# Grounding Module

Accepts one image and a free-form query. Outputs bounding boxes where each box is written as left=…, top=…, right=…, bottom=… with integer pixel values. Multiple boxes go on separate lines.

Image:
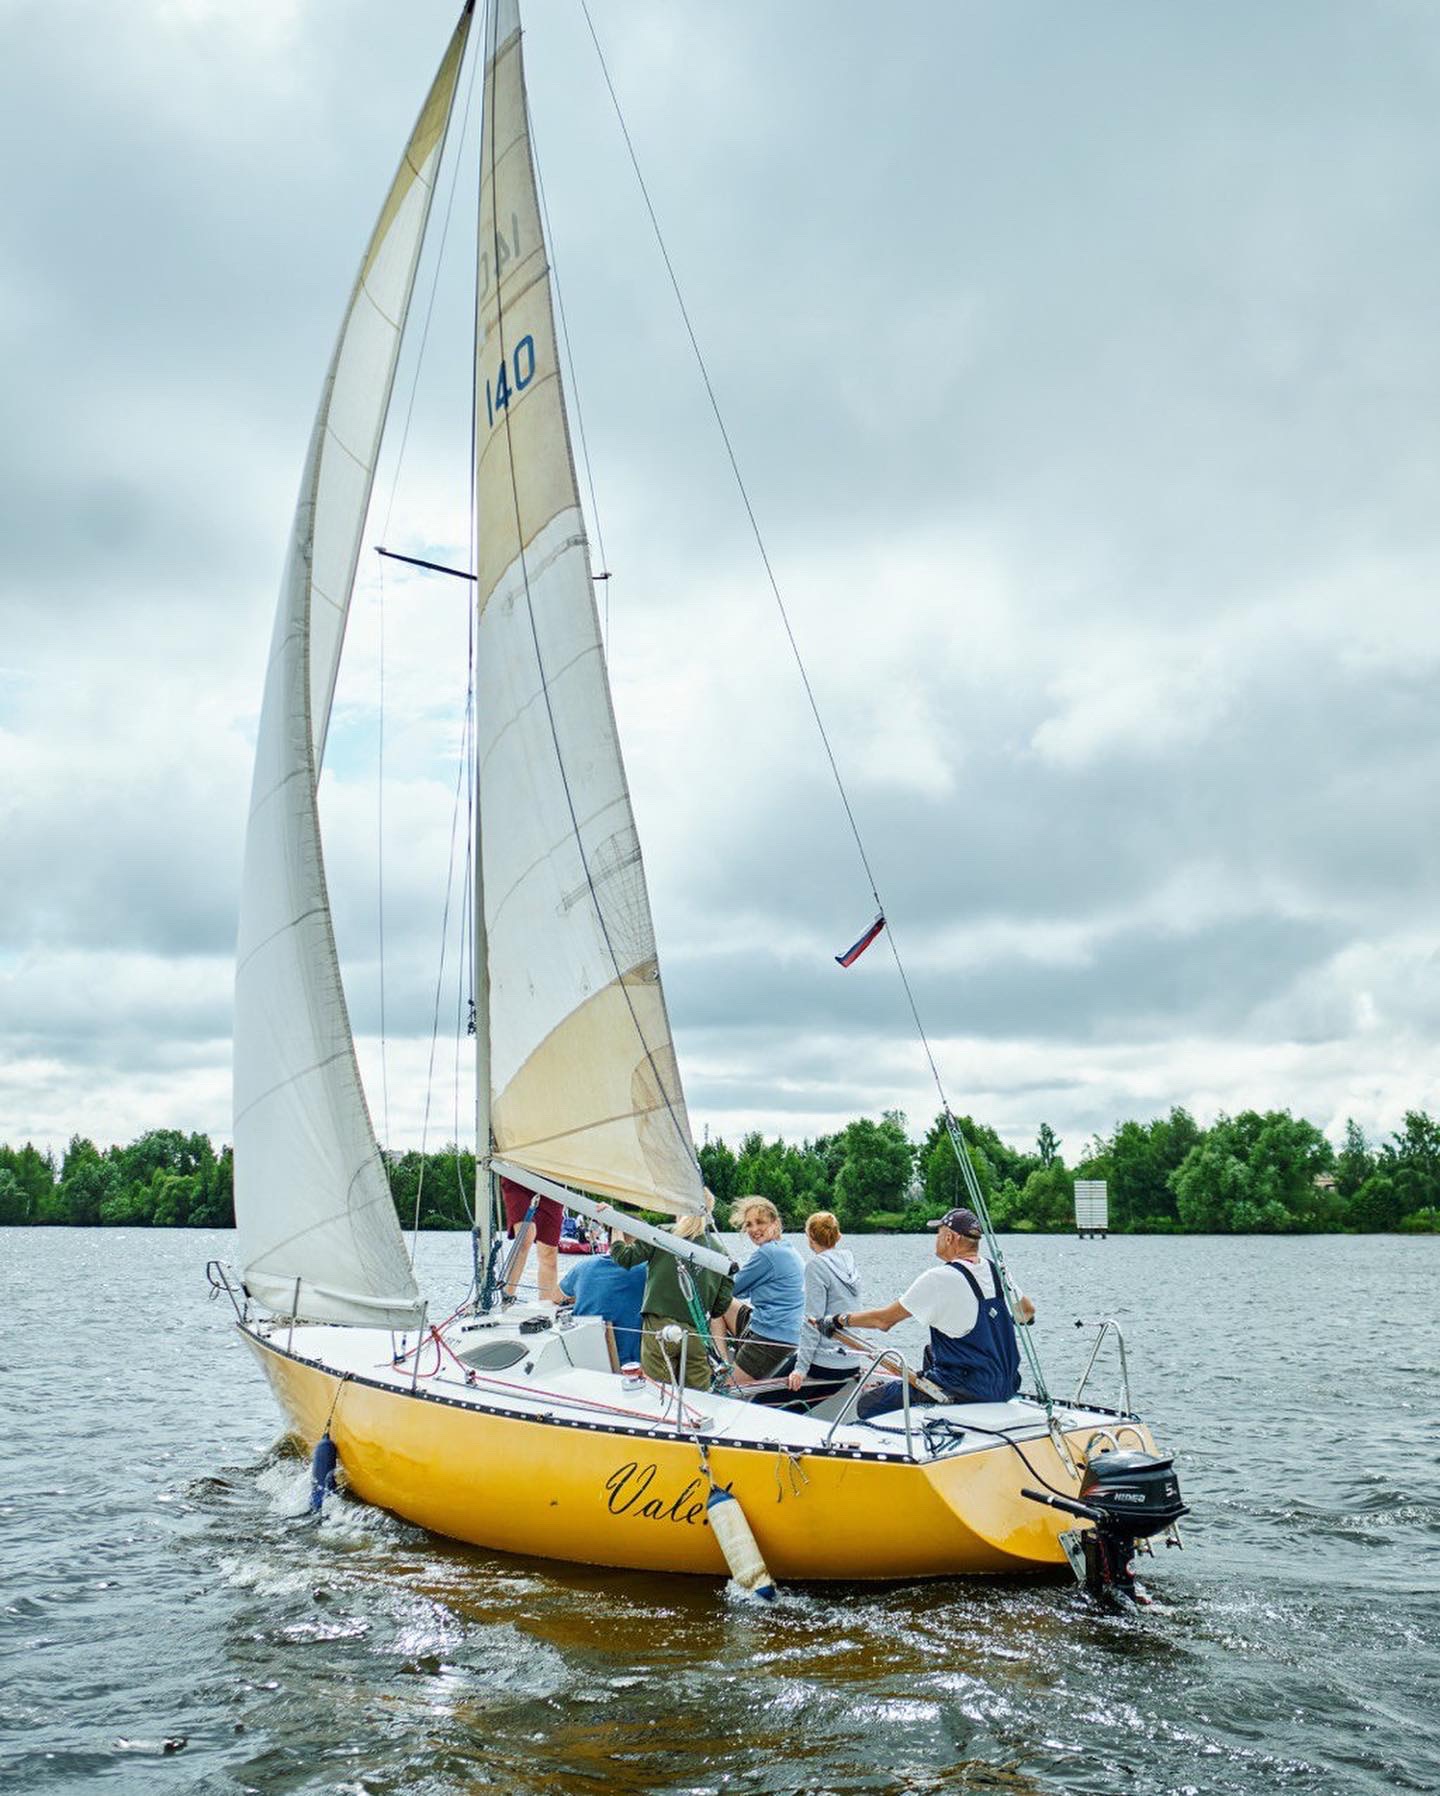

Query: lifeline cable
left=577, top=1, right=1050, bottom=1403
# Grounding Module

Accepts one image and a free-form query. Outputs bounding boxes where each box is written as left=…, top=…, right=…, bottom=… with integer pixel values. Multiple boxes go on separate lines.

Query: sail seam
left=474, top=522, right=583, bottom=623
left=246, top=764, right=315, bottom=820
left=234, top=1049, right=359, bottom=1128
left=248, top=1190, right=415, bottom=1290
left=476, top=638, right=599, bottom=778
left=245, top=765, right=316, bottom=826
left=234, top=904, right=332, bottom=978
left=320, top=419, right=374, bottom=481
left=498, top=1097, right=680, bottom=1152
left=483, top=791, right=630, bottom=935
left=357, top=269, right=408, bottom=339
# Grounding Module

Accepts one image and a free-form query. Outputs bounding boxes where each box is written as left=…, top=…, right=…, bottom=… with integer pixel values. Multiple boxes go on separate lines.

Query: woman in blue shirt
left=724, top=1197, right=805, bottom=1385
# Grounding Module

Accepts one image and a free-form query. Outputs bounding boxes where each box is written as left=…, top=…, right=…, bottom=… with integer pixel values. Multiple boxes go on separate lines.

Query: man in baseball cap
left=927, top=1207, right=983, bottom=1237
left=824, top=1203, right=1034, bottom=1419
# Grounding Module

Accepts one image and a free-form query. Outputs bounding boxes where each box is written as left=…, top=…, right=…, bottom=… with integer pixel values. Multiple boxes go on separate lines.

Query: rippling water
left=3, top=1228, right=1437, bottom=1794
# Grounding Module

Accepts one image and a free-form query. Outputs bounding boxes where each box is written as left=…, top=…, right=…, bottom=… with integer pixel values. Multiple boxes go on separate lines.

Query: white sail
left=473, top=3, right=702, bottom=1216
left=233, top=9, right=474, bottom=1325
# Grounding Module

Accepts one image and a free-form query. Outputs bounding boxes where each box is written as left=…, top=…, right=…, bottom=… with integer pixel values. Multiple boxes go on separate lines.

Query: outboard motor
left=1023, top=1450, right=1188, bottom=1603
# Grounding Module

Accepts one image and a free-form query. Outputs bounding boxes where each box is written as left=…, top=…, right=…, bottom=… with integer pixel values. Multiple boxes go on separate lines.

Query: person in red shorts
left=501, top=1176, right=565, bottom=1303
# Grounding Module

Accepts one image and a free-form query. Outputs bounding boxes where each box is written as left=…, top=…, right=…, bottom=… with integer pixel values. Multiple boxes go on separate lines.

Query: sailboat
left=226, top=0, right=1184, bottom=1591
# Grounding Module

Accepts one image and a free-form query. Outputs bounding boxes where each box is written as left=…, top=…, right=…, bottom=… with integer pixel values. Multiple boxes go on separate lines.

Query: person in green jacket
left=611, top=1211, right=733, bottom=1390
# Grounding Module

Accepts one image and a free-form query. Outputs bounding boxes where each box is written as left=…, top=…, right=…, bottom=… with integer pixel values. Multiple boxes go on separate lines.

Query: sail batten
left=233, top=8, right=475, bottom=1327
left=474, top=15, right=701, bottom=1217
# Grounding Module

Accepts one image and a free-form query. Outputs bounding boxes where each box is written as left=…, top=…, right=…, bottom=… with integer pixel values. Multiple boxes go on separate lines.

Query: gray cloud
left=3, top=0, right=1439, bottom=1156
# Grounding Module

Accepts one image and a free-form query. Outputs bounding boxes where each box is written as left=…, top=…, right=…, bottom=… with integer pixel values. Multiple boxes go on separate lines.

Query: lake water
left=2, top=1229, right=1436, bottom=1795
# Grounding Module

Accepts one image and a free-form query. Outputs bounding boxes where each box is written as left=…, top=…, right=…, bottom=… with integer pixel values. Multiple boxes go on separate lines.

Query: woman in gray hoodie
left=785, top=1212, right=865, bottom=1402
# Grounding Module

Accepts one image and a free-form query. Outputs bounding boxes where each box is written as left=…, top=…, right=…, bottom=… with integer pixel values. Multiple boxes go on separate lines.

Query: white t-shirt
left=901, top=1257, right=1006, bottom=1339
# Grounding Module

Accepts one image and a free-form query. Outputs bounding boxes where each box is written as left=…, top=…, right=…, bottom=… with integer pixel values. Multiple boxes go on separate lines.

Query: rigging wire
left=409, top=692, right=482, bottom=1257
left=530, top=130, right=614, bottom=657
left=369, top=12, right=485, bottom=1196
left=376, top=550, right=391, bottom=1157
left=453, top=642, right=478, bottom=1226
left=576, top=1, right=1050, bottom=1401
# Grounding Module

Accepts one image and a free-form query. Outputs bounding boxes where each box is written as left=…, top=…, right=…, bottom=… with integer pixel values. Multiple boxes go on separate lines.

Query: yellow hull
left=245, top=1329, right=1153, bottom=1581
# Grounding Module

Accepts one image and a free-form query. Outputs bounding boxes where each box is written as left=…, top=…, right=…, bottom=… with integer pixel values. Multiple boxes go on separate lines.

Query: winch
left=1022, top=1450, right=1187, bottom=1602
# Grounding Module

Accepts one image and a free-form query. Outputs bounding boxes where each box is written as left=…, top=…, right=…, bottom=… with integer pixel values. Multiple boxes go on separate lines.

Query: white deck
left=248, top=1307, right=1131, bottom=1466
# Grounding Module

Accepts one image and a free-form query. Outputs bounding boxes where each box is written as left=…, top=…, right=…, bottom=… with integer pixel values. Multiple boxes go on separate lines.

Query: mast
left=473, top=663, right=493, bottom=1286
left=471, top=0, right=506, bottom=1298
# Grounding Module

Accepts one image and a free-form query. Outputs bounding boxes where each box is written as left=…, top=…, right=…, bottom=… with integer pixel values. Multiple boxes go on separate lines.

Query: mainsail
left=473, top=1, right=702, bottom=1215
left=233, top=9, right=474, bottom=1325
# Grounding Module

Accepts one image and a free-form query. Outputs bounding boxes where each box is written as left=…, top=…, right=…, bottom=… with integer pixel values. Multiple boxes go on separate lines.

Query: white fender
left=706, top=1485, right=777, bottom=1601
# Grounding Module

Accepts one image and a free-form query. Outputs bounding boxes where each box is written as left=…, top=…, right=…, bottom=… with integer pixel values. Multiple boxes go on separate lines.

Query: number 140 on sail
left=484, top=334, right=537, bottom=427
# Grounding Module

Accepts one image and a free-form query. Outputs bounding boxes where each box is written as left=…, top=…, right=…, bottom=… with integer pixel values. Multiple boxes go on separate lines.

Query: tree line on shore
left=3, top=1106, right=1439, bottom=1234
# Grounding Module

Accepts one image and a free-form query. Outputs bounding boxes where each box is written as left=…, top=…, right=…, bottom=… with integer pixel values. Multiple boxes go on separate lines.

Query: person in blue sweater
left=557, top=1248, right=646, bottom=1365
left=723, top=1196, right=805, bottom=1386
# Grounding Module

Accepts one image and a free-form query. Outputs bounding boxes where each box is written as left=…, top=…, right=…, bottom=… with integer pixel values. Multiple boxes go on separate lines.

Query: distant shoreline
left=4, top=1106, right=1438, bottom=1235
left=2, top=1221, right=1436, bottom=1239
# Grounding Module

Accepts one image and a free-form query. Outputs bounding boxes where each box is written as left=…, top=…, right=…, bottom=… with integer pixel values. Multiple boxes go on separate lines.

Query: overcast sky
left=3, top=0, right=1439, bottom=1164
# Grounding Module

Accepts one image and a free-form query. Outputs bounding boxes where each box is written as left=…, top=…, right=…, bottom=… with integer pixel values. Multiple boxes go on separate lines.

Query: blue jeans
left=855, top=1378, right=977, bottom=1419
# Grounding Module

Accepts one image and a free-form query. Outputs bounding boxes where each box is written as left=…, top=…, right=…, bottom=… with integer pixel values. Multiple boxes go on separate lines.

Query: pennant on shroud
left=835, top=914, right=886, bottom=968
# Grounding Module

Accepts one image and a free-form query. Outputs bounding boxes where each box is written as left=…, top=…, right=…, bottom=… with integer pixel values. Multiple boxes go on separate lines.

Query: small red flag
left=835, top=914, right=886, bottom=968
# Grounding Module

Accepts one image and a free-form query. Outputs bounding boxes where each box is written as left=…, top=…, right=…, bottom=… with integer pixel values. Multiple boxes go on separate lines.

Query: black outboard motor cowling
left=1075, top=1451, right=1187, bottom=1602
left=1079, top=1451, right=1187, bottom=1539
left=1021, top=1449, right=1188, bottom=1603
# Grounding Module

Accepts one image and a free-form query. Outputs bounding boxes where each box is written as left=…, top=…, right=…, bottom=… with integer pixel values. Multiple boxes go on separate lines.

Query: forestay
left=233, top=9, right=473, bottom=1325
left=473, top=1, right=702, bottom=1216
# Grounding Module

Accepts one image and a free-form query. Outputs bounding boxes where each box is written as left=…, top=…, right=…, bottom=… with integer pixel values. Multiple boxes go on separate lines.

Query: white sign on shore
left=1074, top=1180, right=1109, bottom=1237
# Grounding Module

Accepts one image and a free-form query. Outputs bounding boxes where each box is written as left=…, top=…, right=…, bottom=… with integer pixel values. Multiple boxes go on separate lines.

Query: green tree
left=922, top=1131, right=970, bottom=1219
left=1388, top=1110, right=1440, bottom=1226
left=1097, top=1107, right=1200, bottom=1231
left=101, top=1179, right=156, bottom=1226
left=1348, top=1170, right=1401, bottom=1232
left=0, top=1143, right=55, bottom=1221
left=385, top=1146, right=477, bottom=1231
left=831, top=1115, right=914, bottom=1230
left=117, top=1129, right=207, bottom=1191
left=920, top=1113, right=1020, bottom=1209
left=697, top=1137, right=738, bottom=1208
left=733, top=1133, right=797, bottom=1222
left=413, top=1146, right=475, bottom=1229
left=53, top=1136, right=117, bottom=1226
left=1035, top=1123, right=1060, bottom=1169
left=1013, top=1159, right=1074, bottom=1231
left=1170, top=1110, right=1334, bottom=1232
left=149, top=1170, right=197, bottom=1228
left=190, top=1145, right=235, bottom=1228
left=1333, top=1118, right=1375, bottom=1206
left=785, top=1139, right=836, bottom=1217
left=0, top=1169, right=26, bottom=1226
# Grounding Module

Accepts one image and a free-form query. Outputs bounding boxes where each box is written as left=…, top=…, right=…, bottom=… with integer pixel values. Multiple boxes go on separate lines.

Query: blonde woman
left=723, top=1196, right=804, bottom=1386
left=611, top=1210, right=733, bottom=1390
